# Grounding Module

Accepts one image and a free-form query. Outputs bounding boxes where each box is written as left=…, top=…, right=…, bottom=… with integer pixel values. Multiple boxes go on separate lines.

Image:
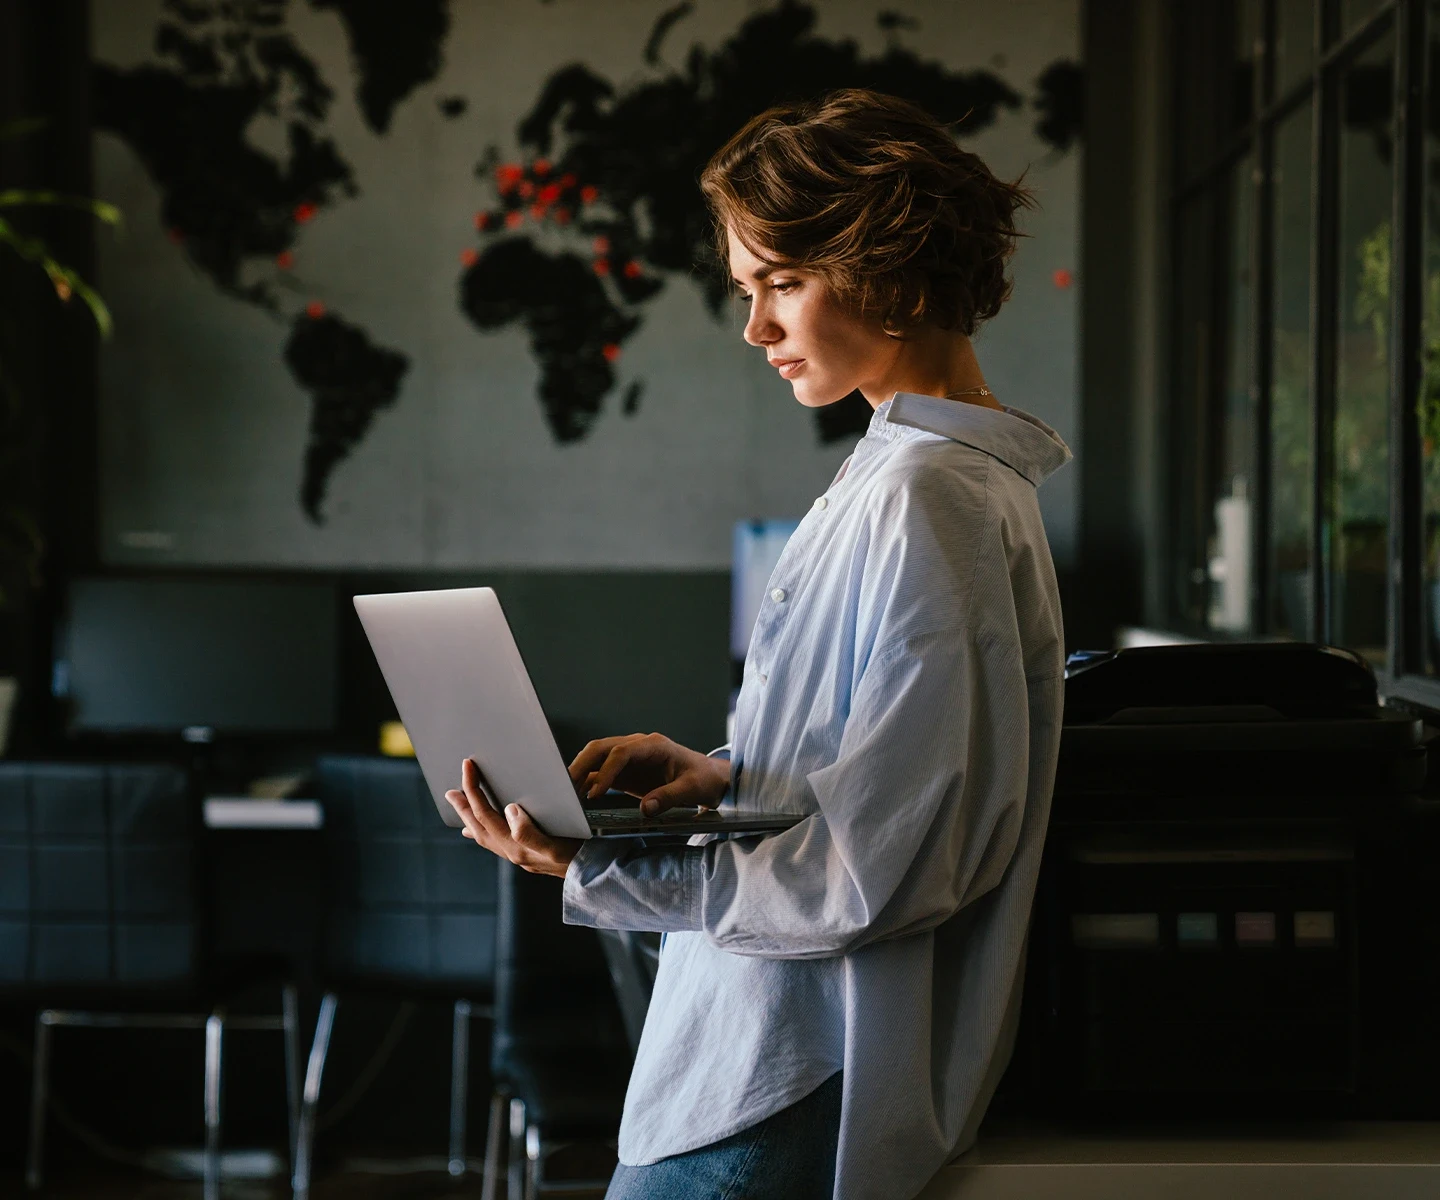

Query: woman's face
left=728, top=227, right=900, bottom=409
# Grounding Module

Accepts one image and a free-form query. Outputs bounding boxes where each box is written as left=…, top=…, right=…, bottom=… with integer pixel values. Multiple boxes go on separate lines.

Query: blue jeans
left=605, top=1071, right=842, bottom=1200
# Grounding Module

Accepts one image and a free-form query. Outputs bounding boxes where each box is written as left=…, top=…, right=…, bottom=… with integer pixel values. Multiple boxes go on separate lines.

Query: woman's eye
left=772, top=281, right=798, bottom=293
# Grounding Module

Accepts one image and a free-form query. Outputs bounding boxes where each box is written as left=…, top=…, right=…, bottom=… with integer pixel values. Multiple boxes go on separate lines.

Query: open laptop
left=353, top=587, right=806, bottom=840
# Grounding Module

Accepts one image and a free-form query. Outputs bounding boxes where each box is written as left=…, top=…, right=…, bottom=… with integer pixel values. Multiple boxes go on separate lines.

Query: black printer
left=1014, top=642, right=1440, bottom=1119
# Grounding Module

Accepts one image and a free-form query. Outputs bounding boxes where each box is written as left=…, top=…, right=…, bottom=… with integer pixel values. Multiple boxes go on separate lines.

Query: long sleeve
left=567, top=398, right=1069, bottom=1187
left=563, top=627, right=1030, bottom=960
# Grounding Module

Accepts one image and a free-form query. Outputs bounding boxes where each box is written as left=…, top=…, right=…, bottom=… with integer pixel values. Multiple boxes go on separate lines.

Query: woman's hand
left=568, top=732, right=731, bottom=815
left=445, top=758, right=581, bottom=878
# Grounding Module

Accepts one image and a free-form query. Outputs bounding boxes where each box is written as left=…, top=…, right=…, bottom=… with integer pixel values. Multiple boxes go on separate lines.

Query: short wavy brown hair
left=700, top=88, right=1036, bottom=337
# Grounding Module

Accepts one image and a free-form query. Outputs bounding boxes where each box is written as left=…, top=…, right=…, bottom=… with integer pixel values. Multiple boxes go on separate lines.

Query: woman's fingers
left=450, top=779, right=580, bottom=878
left=506, top=804, right=554, bottom=851
left=568, top=736, right=632, bottom=788
left=586, top=742, right=640, bottom=799
left=460, top=759, right=510, bottom=838
left=639, top=778, right=704, bottom=816
left=591, top=733, right=680, bottom=799
left=446, top=789, right=488, bottom=844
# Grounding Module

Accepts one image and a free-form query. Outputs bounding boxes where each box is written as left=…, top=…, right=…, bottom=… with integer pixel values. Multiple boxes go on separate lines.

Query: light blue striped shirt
left=563, top=393, right=1071, bottom=1199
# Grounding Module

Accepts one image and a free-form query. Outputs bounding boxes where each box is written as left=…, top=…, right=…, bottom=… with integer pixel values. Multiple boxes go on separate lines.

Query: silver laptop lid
left=353, top=587, right=593, bottom=840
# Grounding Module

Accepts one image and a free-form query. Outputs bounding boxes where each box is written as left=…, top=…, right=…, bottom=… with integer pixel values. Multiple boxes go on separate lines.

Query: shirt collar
left=869, top=392, right=1072, bottom=486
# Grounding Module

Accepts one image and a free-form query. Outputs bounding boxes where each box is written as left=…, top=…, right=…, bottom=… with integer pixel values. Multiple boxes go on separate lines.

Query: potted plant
left=0, top=115, right=117, bottom=754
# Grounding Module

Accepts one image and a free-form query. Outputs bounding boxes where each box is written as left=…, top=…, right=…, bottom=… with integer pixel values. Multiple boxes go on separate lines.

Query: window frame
left=1163, top=0, right=1435, bottom=708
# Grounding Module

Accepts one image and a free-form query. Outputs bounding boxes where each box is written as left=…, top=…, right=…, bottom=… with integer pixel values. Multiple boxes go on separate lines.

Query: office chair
left=292, top=755, right=499, bottom=1199
left=1, top=761, right=300, bottom=1200
left=491, top=860, right=632, bottom=1200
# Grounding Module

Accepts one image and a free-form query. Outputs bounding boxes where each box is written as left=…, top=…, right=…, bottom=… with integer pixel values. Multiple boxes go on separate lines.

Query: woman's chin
left=792, top=381, right=852, bottom=409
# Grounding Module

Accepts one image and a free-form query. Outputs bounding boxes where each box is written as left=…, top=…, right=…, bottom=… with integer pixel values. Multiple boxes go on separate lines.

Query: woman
left=446, top=88, right=1071, bottom=1200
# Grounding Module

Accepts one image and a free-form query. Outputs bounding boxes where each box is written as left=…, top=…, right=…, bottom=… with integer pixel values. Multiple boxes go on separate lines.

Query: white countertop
left=202, top=797, right=323, bottom=829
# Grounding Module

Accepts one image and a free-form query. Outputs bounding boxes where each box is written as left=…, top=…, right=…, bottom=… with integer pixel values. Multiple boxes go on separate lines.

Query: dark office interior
left=3, top=0, right=1440, bottom=1197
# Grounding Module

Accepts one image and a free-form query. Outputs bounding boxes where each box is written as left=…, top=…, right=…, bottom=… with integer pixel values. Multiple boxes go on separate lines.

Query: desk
left=202, top=799, right=324, bottom=990
left=918, top=1121, right=1440, bottom=1199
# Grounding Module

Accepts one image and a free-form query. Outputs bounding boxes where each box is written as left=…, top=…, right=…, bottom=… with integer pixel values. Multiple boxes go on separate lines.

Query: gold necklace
left=944, top=386, right=992, bottom=399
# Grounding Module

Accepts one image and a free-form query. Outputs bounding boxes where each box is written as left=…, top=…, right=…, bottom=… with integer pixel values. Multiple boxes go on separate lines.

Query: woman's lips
left=774, top=358, right=805, bottom=379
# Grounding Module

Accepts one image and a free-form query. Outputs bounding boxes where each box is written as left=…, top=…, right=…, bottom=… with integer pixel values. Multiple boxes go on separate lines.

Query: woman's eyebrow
left=731, top=264, right=778, bottom=286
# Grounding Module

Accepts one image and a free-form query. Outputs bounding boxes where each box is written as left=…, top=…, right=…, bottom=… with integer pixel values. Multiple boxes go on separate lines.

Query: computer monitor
left=57, top=577, right=338, bottom=736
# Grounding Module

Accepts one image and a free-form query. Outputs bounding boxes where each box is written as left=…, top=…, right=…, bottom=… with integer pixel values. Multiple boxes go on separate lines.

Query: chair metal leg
left=282, top=983, right=301, bottom=1165
left=480, top=1090, right=506, bottom=1200
left=203, top=1010, right=225, bottom=1200
left=291, top=992, right=338, bottom=1200
left=448, top=998, right=472, bottom=1177
left=25, top=1012, right=52, bottom=1190
left=507, top=1097, right=527, bottom=1200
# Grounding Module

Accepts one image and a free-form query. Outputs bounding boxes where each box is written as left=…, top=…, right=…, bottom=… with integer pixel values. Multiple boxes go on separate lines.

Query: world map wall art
left=93, top=0, right=1082, bottom=570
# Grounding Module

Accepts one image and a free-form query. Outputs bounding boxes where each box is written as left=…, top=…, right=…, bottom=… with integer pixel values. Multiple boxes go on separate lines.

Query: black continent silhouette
left=461, top=1, right=1078, bottom=444
left=94, top=0, right=1080, bottom=517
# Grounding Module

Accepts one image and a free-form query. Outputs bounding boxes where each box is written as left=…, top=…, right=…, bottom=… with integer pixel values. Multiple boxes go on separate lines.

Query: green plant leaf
left=0, top=216, right=112, bottom=337
left=55, top=268, right=113, bottom=338
left=0, top=190, right=123, bottom=227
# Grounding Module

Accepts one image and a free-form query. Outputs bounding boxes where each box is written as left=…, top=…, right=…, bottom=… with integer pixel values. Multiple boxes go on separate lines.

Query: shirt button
left=759, top=672, right=768, bottom=683
left=814, top=496, right=829, bottom=511
left=770, top=587, right=787, bottom=603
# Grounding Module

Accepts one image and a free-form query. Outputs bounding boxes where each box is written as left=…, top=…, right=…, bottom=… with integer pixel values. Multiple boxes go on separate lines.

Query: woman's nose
left=743, top=303, right=780, bottom=348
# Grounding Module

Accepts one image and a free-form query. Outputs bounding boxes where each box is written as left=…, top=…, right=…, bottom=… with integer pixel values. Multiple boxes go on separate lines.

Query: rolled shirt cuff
left=563, top=836, right=701, bottom=933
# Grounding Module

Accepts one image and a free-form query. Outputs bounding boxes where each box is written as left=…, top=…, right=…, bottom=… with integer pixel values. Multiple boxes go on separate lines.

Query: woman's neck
left=857, top=327, right=1000, bottom=411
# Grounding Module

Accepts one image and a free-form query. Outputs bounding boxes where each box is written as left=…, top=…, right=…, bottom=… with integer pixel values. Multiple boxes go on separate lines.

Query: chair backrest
left=315, top=755, right=497, bottom=992
left=0, top=762, right=197, bottom=989
left=492, top=859, right=631, bottom=1068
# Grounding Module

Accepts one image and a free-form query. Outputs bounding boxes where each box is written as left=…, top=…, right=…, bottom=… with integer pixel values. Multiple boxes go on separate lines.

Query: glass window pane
left=1235, top=0, right=1262, bottom=124
left=1209, top=155, right=1259, bottom=634
left=1332, top=32, right=1395, bottom=666
left=1421, top=3, right=1440, bottom=676
left=1270, top=102, right=1315, bottom=639
left=1171, top=163, right=1258, bottom=634
left=1276, top=0, right=1317, bottom=96
left=1341, top=0, right=1390, bottom=35
left=1172, top=191, right=1219, bottom=626
left=1177, top=1, right=1260, bottom=181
